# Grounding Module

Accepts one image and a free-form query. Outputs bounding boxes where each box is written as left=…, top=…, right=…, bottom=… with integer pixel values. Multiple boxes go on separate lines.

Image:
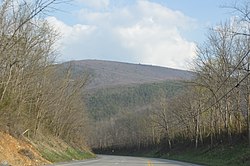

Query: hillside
left=66, top=60, right=193, bottom=149
left=64, top=60, right=193, bottom=90
left=61, top=59, right=192, bottom=120
left=85, top=81, right=185, bottom=120
left=0, top=132, right=49, bottom=166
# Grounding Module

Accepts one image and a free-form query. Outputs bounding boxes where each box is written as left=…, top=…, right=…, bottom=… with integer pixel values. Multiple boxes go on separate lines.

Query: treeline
left=85, top=81, right=184, bottom=120
left=90, top=2, right=250, bottom=153
left=85, top=81, right=185, bottom=149
left=0, top=0, right=88, bottom=149
left=166, top=3, right=250, bottom=148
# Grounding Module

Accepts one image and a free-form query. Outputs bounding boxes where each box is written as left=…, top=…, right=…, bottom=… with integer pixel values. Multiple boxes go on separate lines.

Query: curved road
left=51, top=155, right=201, bottom=166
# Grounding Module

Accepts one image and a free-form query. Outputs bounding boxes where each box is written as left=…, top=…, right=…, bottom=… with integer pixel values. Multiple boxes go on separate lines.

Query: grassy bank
left=40, top=148, right=94, bottom=163
left=164, top=143, right=250, bottom=166
left=96, top=143, right=250, bottom=166
left=32, top=133, right=95, bottom=163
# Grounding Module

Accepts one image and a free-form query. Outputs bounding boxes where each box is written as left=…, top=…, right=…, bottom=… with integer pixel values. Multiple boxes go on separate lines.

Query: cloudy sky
left=47, top=0, right=236, bottom=69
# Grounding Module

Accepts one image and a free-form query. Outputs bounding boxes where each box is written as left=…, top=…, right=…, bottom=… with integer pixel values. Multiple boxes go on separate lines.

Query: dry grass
left=0, top=131, right=50, bottom=166
left=32, top=132, right=95, bottom=163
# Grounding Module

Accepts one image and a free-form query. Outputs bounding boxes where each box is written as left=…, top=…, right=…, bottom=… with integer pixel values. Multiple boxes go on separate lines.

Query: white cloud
left=76, top=0, right=110, bottom=9
left=46, top=17, right=99, bottom=59
left=49, top=0, right=197, bottom=69
left=116, top=25, right=197, bottom=69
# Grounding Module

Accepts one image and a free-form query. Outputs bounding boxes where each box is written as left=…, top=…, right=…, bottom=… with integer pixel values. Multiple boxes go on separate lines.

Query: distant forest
left=85, top=81, right=184, bottom=120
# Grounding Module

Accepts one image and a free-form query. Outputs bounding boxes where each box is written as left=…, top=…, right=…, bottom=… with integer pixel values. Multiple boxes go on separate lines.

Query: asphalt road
left=51, top=155, right=201, bottom=166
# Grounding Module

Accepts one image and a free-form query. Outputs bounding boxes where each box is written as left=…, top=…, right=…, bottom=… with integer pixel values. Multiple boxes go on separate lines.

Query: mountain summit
left=65, top=60, right=193, bottom=90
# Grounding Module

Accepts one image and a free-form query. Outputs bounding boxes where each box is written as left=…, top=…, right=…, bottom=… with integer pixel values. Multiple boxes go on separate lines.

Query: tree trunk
left=195, top=111, right=199, bottom=149
left=210, top=109, right=214, bottom=147
left=248, top=93, right=250, bottom=146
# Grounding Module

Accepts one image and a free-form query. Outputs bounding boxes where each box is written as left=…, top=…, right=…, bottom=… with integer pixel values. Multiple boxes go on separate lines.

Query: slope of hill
left=0, top=132, right=49, bottom=166
left=58, top=60, right=194, bottom=149
left=64, top=60, right=193, bottom=90
left=59, top=59, right=194, bottom=120
left=85, top=80, right=185, bottom=120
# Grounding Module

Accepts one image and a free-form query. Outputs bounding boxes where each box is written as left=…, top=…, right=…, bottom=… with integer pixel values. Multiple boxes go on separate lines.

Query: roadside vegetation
left=165, top=143, right=250, bottom=166
left=40, top=147, right=94, bottom=163
left=0, top=0, right=93, bottom=165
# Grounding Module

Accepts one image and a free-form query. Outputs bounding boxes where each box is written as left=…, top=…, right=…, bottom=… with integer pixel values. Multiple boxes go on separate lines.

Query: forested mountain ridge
left=57, top=60, right=193, bottom=149
left=84, top=81, right=185, bottom=120
left=61, top=60, right=192, bottom=149
left=63, top=60, right=194, bottom=90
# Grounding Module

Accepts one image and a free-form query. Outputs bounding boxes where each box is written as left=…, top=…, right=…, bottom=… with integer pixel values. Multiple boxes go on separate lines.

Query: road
left=51, top=155, right=201, bottom=166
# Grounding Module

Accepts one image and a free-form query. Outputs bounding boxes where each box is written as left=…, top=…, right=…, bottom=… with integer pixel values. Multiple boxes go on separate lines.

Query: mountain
left=59, top=60, right=194, bottom=120
left=64, top=60, right=194, bottom=90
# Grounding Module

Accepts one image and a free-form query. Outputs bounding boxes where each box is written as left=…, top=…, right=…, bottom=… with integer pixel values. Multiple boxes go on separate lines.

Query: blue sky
left=48, top=0, right=240, bottom=69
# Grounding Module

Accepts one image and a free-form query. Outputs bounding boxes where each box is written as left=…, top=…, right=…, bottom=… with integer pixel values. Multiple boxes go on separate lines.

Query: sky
left=47, top=0, right=240, bottom=70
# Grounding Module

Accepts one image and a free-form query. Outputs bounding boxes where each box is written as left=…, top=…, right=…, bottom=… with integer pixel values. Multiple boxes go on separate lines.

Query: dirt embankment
left=0, top=132, right=50, bottom=166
